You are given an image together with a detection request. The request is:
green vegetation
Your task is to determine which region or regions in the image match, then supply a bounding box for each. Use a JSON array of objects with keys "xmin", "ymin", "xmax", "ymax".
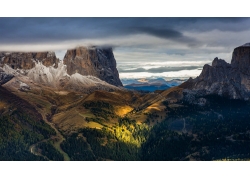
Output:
[
  {"xmin": 0, "ymin": 110, "xmax": 55, "ymax": 160},
  {"xmin": 3, "ymin": 85, "xmax": 250, "ymax": 161},
  {"xmin": 36, "ymin": 141, "xmax": 64, "ymax": 161},
  {"xmin": 144, "ymin": 112, "xmax": 160, "ymax": 125},
  {"xmin": 140, "ymin": 95, "xmax": 250, "ymax": 160},
  {"xmin": 61, "ymin": 128, "xmax": 140, "ymax": 160},
  {"xmin": 61, "ymin": 95, "xmax": 250, "ymax": 161},
  {"xmin": 61, "ymin": 133, "xmax": 96, "ymax": 161},
  {"xmin": 83, "ymin": 101, "xmax": 116, "ymax": 119},
  {"xmin": 61, "ymin": 117, "xmax": 150, "ymax": 160},
  {"xmin": 116, "ymin": 117, "xmax": 149, "ymax": 145}
]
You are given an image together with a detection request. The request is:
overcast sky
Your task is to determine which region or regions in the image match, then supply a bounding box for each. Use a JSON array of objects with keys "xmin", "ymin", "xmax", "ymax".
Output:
[{"xmin": 1, "ymin": 17, "xmax": 250, "ymax": 80}]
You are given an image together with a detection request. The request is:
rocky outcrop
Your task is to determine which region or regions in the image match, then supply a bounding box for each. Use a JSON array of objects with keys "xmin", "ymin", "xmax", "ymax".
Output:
[
  {"xmin": 231, "ymin": 44, "xmax": 250, "ymax": 75},
  {"xmin": 0, "ymin": 51, "xmax": 59, "ymax": 70},
  {"xmin": 180, "ymin": 43, "xmax": 250, "ymax": 100},
  {"xmin": 18, "ymin": 81, "xmax": 31, "ymax": 92},
  {"xmin": 63, "ymin": 46, "xmax": 123, "ymax": 87},
  {"xmin": 0, "ymin": 68, "xmax": 14, "ymax": 85}
]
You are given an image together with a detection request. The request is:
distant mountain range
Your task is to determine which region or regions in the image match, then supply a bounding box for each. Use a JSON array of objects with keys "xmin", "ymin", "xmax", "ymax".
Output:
[{"xmin": 123, "ymin": 78, "xmax": 186, "ymax": 92}]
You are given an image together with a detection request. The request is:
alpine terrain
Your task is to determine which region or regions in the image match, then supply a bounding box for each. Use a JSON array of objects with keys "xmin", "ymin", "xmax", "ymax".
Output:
[{"xmin": 1, "ymin": 44, "xmax": 250, "ymax": 161}]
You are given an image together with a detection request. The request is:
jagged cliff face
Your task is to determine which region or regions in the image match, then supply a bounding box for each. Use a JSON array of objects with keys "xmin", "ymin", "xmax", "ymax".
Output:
[
  {"xmin": 0, "ymin": 47, "xmax": 123, "ymax": 93},
  {"xmin": 63, "ymin": 47, "xmax": 123, "ymax": 87},
  {"xmin": 231, "ymin": 45, "xmax": 250, "ymax": 75},
  {"xmin": 0, "ymin": 47, "xmax": 123, "ymax": 89},
  {"xmin": 180, "ymin": 44, "xmax": 250, "ymax": 100},
  {"xmin": 0, "ymin": 52, "xmax": 59, "ymax": 69}
]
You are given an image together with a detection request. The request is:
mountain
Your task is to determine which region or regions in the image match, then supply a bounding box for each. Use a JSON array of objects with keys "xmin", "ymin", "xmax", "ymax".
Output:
[
  {"xmin": 63, "ymin": 46, "xmax": 123, "ymax": 87},
  {"xmin": 122, "ymin": 78, "xmax": 185, "ymax": 86},
  {"xmin": 0, "ymin": 51, "xmax": 59, "ymax": 69},
  {"xmin": 125, "ymin": 83, "xmax": 170, "ymax": 92},
  {"xmin": 2, "ymin": 44, "xmax": 250, "ymax": 161},
  {"xmin": 180, "ymin": 43, "xmax": 250, "ymax": 100},
  {"xmin": 0, "ymin": 46, "xmax": 126, "ymax": 160},
  {"xmin": 123, "ymin": 78, "xmax": 185, "ymax": 92},
  {"xmin": 0, "ymin": 47, "xmax": 122, "ymax": 94}
]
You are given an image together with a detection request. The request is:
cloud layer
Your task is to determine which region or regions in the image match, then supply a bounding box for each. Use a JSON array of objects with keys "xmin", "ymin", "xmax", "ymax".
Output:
[
  {"xmin": 1, "ymin": 18, "xmax": 250, "ymax": 79},
  {"xmin": 118, "ymin": 65, "xmax": 203, "ymax": 73},
  {"xmin": 1, "ymin": 17, "xmax": 249, "ymax": 50}
]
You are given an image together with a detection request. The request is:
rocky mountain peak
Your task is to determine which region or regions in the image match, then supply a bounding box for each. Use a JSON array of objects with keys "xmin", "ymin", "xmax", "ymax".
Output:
[
  {"xmin": 211, "ymin": 57, "xmax": 230, "ymax": 68},
  {"xmin": 63, "ymin": 46, "xmax": 123, "ymax": 87},
  {"xmin": 179, "ymin": 44, "xmax": 250, "ymax": 100},
  {"xmin": 0, "ymin": 51, "xmax": 59, "ymax": 70},
  {"xmin": 0, "ymin": 46, "xmax": 123, "ymax": 88}
]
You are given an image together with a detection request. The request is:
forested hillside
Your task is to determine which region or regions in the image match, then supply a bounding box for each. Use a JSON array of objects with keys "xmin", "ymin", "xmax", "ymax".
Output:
[{"xmin": 0, "ymin": 86, "xmax": 55, "ymax": 160}]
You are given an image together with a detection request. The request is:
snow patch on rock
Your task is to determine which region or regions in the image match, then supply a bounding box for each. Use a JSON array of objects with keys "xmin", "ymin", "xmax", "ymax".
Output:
[
  {"xmin": 26, "ymin": 60, "xmax": 68, "ymax": 87},
  {"xmin": 2, "ymin": 64, "xmax": 17, "ymax": 75},
  {"xmin": 0, "ymin": 67, "xmax": 14, "ymax": 85},
  {"xmin": 1, "ymin": 59, "xmax": 120, "ymax": 93},
  {"xmin": 19, "ymin": 81, "xmax": 30, "ymax": 91}
]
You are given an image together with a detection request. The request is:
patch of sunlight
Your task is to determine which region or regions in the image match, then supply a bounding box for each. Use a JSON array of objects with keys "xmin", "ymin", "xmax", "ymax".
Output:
[
  {"xmin": 114, "ymin": 105, "xmax": 133, "ymax": 117},
  {"xmin": 54, "ymin": 91, "xmax": 70, "ymax": 95},
  {"xmin": 145, "ymin": 102, "xmax": 164, "ymax": 113},
  {"xmin": 78, "ymin": 112, "xmax": 94, "ymax": 118},
  {"xmin": 87, "ymin": 121, "xmax": 103, "ymax": 129},
  {"xmin": 111, "ymin": 124, "xmax": 149, "ymax": 147},
  {"xmin": 0, "ymin": 101, "xmax": 7, "ymax": 110}
]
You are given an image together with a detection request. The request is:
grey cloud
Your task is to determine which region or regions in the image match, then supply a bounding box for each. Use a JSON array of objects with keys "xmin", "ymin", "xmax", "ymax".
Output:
[
  {"xmin": 130, "ymin": 27, "xmax": 199, "ymax": 47},
  {"xmin": 118, "ymin": 68, "xmax": 145, "ymax": 73},
  {"xmin": 134, "ymin": 27, "xmax": 182, "ymax": 39},
  {"xmin": 0, "ymin": 18, "xmax": 198, "ymax": 47},
  {"xmin": 0, "ymin": 17, "xmax": 249, "ymax": 45},
  {"xmin": 0, "ymin": 17, "xmax": 250, "ymax": 65},
  {"xmin": 148, "ymin": 66, "xmax": 203, "ymax": 73}
]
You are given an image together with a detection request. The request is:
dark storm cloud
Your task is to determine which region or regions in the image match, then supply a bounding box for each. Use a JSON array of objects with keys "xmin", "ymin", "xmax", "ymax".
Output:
[
  {"xmin": 130, "ymin": 26, "xmax": 198, "ymax": 46},
  {"xmin": 0, "ymin": 18, "xmax": 97, "ymax": 43},
  {"xmin": 134, "ymin": 27, "xmax": 182, "ymax": 39},
  {"xmin": 0, "ymin": 17, "xmax": 249, "ymax": 46},
  {"xmin": 0, "ymin": 18, "xmax": 192, "ymax": 44},
  {"xmin": 118, "ymin": 65, "xmax": 203, "ymax": 73}
]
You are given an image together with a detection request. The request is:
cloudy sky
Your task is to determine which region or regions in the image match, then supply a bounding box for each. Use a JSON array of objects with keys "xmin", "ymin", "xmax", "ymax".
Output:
[{"xmin": 1, "ymin": 17, "xmax": 250, "ymax": 80}]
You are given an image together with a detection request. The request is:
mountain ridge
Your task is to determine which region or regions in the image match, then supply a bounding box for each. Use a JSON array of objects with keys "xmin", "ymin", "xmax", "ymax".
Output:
[
  {"xmin": 0, "ymin": 46, "xmax": 123, "ymax": 93},
  {"xmin": 2, "ymin": 43, "xmax": 250, "ymax": 161},
  {"xmin": 179, "ymin": 44, "xmax": 250, "ymax": 100}
]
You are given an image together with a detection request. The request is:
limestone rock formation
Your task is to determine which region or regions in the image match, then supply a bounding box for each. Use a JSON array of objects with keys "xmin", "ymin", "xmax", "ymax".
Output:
[
  {"xmin": 0, "ymin": 47, "xmax": 123, "ymax": 91},
  {"xmin": 180, "ymin": 43, "xmax": 250, "ymax": 100},
  {"xmin": 63, "ymin": 46, "xmax": 123, "ymax": 87},
  {"xmin": 0, "ymin": 51, "xmax": 59, "ymax": 70}
]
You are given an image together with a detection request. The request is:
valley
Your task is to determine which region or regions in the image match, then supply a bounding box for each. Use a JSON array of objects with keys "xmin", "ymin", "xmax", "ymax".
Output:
[
  {"xmin": 3, "ymin": 79, "xmax": 250, "ymax": 161},
  {"xmin": 1, "ymin": 44, "xmax": 250, "ymax": 161}
]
